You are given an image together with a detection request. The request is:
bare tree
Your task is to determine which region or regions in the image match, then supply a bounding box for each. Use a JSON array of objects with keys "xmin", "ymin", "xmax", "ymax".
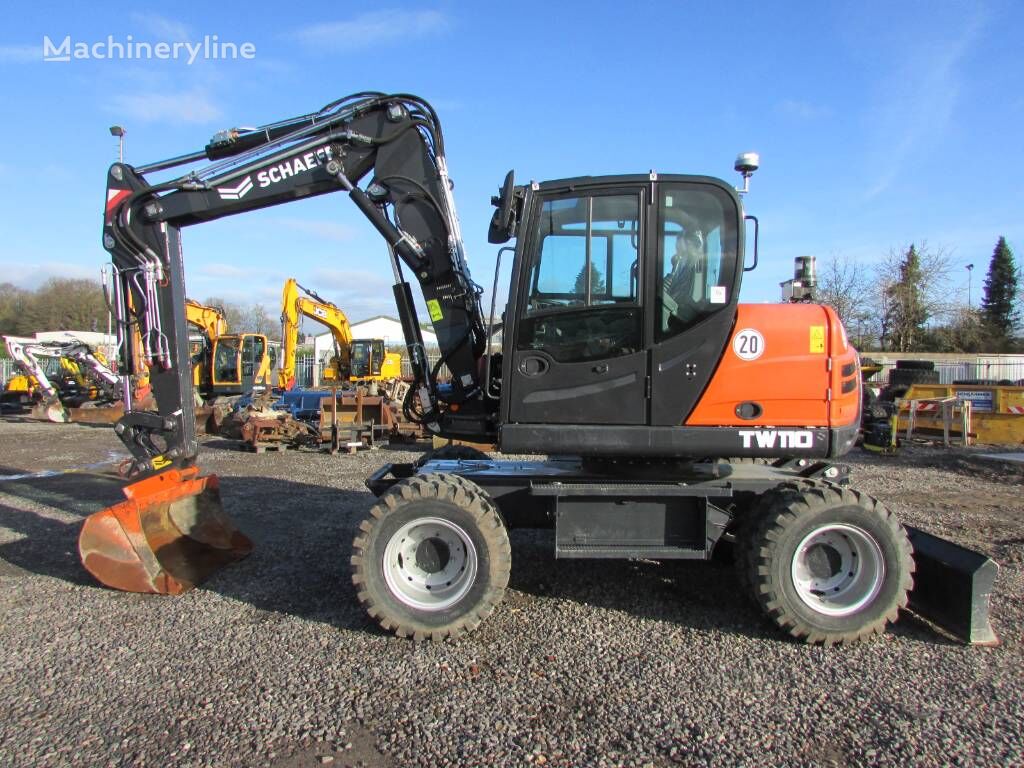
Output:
[
  {"xmin": 815, "ymin": 254, "xmax": 876, "ymax": 348},
  {"xmin": 201, "ymin": 296, "xmax": 246, "ymax": 333},
  {"xmin": 242, "ymin": 302, "xmax": 281, "ymax": 341}
]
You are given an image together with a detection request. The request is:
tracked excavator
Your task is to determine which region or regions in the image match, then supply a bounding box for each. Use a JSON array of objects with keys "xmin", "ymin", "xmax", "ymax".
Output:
[
  {"xmin": 278, "ymin": 277, "xmax": 401, "ymax": 389},
  {"xmin": 81, "ymin": 92, "xmax": 997, "ymax": 644},
  {"xmin": 184, "ymin": 298, "xmax": 271, "ymax": 400}
]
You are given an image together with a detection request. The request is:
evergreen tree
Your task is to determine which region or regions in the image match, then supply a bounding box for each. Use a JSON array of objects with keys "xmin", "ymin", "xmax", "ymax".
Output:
[
  {"xmin": 572, "ymin": 262, "xmax": 605, "ymax": 299},
  {"xmin": 883, "ymin": 244, "xmax": 927, "ymax": 351},
  {"xmin": 980, "ymin": 236, "xmax": 1020, "ymax": 349}
]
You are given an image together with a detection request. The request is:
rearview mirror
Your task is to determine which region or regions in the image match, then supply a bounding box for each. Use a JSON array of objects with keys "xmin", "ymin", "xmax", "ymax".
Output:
[{"xmin": 487, "ymin": 170, "xmax": 517, "ymax": 244}]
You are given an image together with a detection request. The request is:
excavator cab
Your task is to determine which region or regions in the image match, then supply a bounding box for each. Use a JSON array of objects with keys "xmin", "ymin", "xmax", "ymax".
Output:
[
  {"xmin": 350, "ymin": 338, "xmax": 402, "ymax": 382},
  {"xmin": 209, "ymin": 333, "xmax": 268, "ymax": 395}
]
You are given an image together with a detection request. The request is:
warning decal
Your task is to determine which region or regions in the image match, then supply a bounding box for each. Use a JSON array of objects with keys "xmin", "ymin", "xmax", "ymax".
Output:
[{"xmin": 810, "ymin": 326, "xmax": 826, "ymax": 354}]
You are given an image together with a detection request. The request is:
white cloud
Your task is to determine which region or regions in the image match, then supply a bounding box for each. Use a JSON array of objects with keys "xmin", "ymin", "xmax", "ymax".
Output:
[
  {"xmin": 862, "ymin": 13, "xmax": 985, "ymax": 200},
  {"xmin": 129, "ymin": 12, "xmax": 192, "ymax": 42},
  {"xmin": 308, "ymin": 268, "xmax": 394, "ymax": 295},
  {"xmin": 291, "ymin": 10, "xmax": 449, "ymax": 51},
  {"xmin": 0, "ymin": 261, "xmax": 104, "ymax": 289},
  {"xmin": 110, "ymin": 87, "xmax": 222, "ymax": 124},
  {"xmin": 0, "ymin": 44, "xmax": 38, "ymax": 62}
]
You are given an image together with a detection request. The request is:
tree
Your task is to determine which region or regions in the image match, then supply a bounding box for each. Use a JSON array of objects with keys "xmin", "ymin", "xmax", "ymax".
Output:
[
  {"xmin": 0, "ymin": 282, "xmax": 31, "ymax": 336},
  {"xmin": 816, "ymin": 254, "xmax": 875, "ymax": 348},
  {"xmin": 21, "ymin": 278, "xmax": 108, "ymax": 334},
  {"xmin": 921, "ymin": 307, "xmax": 987, "ymax": 353},
  {"xmin": 241, "ymin": 302, "xmax": 281, "ymax": 341},
  {"xmin": 200, "ymin": 297, "xmax": 246, "ymax": 333},
  {"xmin": 573, "ymin": 262, "xmax": 605, "ymax": 298},
  {"xmin": 876, "ymin": 243, "xmax": 952, "ymax": 352},
  {"xmin": 980, "ymin": 236, "xmax": 1020, "ymax": 350}
]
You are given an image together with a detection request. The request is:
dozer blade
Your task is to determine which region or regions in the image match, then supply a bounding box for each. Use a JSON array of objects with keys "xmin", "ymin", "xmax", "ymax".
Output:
[
  {"xmin": 906, "ymin": 526, "xmax": 999, "ymax": 645},
  {"xmin": 78, "ymin": 466, "xmax": 252, "ymax": 594},
  {"xmin": 31, "ymin": 398, "xmax": 69, "ymax": 423}
]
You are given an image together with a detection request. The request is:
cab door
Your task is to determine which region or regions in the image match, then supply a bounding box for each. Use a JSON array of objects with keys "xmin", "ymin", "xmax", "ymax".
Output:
[
  {"xmin": 508, "ymin": 187, "xmax": 647, "ymax": 425},
  {"xmin": 647, "ymin": 180, "xmax": 744, "ymax": 425},
  {"xmin": 239, "ymin": 334, "xmax": 265, "ymax": 392}
]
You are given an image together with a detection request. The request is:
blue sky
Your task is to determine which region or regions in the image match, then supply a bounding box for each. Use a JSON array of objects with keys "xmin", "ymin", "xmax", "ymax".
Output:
[{"xmin": 0, "ymin": 1, "xmax": 1020, "ymax": 322}]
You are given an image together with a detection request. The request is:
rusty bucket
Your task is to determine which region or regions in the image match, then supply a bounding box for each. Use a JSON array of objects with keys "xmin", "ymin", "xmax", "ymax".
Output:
[
  {"xmin": 78, "ymin": 466, "xmax": 252, "ymax": 594},
  {"xmin": 31, "ymin": 396, "xmax": 69, "ymax": 423}
]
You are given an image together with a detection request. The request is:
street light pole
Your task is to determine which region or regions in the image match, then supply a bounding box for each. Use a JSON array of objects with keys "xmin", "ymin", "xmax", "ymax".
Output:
[
  {"xmin": 109, "ymin": 125, "xmax": 125, "ymax": 163},
  {"xmin": 966, "ymin": 264, "xmax": 974, "ymax": 309}
]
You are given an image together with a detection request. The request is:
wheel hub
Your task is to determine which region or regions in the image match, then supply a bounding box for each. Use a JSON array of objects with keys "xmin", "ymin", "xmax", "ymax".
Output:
[
  {"xmin": 791, "ymin": 523, "xmax": 885, "ymax": 617},
  {"xmin": 383, "ymin": 516, "xmax": 478, "ymax": 612}
]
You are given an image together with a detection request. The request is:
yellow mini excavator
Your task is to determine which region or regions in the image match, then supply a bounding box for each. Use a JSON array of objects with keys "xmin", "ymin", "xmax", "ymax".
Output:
[{"xmin": 278, "ymin": 277, "xmax": 401, "ymax": 389}]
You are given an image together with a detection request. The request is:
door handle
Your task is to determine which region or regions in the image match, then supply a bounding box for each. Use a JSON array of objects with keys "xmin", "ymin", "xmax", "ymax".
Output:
[{"xmin": 592, "ymin": 363, "xmax": 609, "ymax": 374}]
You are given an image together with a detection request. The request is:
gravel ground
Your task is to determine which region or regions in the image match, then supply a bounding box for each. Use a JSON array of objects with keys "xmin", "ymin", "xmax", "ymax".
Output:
[{"xmin": 0, "ymin": 419, "xmax": 1021, "ymax": 767}]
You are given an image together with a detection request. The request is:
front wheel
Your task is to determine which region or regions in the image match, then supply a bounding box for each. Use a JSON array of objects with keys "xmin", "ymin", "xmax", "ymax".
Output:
[
  {"xmin": 741, "ymin": 484, "xmax": 914, "ymax": 645},
  {"xmin": 351, "ymin": 472, "xmax": 510, "ymax": 641}
]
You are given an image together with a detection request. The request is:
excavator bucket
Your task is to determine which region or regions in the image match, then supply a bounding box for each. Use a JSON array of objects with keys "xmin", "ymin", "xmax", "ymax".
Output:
[
  {"xmin": 31, "ymin": 396, "xmax": 69, "ymax": 423},
  {"xmin": 78, "ymin": 466, "xmax": 252, "ymax": 594}
]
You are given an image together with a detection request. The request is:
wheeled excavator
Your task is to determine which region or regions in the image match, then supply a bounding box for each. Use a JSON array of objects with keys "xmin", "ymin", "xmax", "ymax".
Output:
[
  {"xmin": 278, "ymin": 277, "xmax": 401, "ymax": 389},
  {"xmin": 184, "ymin": 298, "xmax": 271, "ymax": 400},
  {"xmin": 80, "ymin": 92, "xmax": 997, "ymax": 644}
]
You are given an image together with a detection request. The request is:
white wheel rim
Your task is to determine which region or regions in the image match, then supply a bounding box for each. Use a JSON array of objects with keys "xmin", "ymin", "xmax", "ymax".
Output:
[
  {"xmin": 382, "ymin": 517, "xmax": 478, "ymax": 611},
  {"xmin": 790, "ymin": 524, "xmax": 885, "ymax": 617}
]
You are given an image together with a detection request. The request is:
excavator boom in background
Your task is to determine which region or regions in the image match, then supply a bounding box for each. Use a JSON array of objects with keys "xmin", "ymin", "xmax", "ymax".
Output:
[
  {"xmin": 278, "ymin": 277, "xmax": 401, "ymax": 389},
  {"xmin": 83, "ymin": 92, "xmax": 997, "ymax": 646}
]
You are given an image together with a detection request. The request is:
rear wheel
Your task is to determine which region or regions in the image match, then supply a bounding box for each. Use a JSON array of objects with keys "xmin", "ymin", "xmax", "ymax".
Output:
[
  {"xmin": 352, "ymin": 472, "xmax": 510, "ymax": 640},
  {"xmin": 741, "ymin": 483, "xmax": 913, "ymax": 644}
]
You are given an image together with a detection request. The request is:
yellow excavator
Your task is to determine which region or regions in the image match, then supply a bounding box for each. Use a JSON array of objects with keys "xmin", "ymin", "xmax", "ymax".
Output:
[
  {"xmin": 278, "ymin": 278, "xmax": 401, "ymax": 390},
  {"xmin": 185, "ymin": 298, "xmax": 271, "ymax": 399}
]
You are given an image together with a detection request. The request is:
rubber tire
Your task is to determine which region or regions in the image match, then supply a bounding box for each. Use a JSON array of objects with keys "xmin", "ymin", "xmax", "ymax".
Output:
[
  {"xmin": 351, "ymin": 472, "xmax": 511, "ymax": 641},
  {"xmin": 888, "ymin": 368, "xmax": 940, "ymax": 388},
  {"xmin": 417, "ymin": 444, "xmax": 490, "ymax": 467},
  {"xmin": 743, "ymin": 483, "xmax": 913, "ymax": 645},
  {"xmin": 895, "ymin": 359, "xmax": 934, "ymax": 371}
]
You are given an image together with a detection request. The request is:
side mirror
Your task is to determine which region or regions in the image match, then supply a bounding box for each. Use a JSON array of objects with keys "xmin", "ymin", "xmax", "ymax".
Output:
[{"xmin": 487, "ymin": 170, "xmax": 517, "ymax": 244}]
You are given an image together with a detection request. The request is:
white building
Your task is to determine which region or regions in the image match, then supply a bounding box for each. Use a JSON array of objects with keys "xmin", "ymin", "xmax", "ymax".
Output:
[{"xmin": 311, "ymin": 316, "xmax": 437, "ymax": 361}]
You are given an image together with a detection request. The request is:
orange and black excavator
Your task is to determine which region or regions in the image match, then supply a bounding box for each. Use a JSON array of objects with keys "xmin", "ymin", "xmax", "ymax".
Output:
[{"xmin": 81, "ymin": 92, "xmax": 996, "ymax": 644}]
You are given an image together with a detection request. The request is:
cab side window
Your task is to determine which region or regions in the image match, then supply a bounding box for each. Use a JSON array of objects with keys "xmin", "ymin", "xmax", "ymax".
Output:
[
  {"xmin": 518, "ymin": 193, "xmax": 642, "ymax": 363},
  {"xmin": 656, "ymin": 187, "xmax": 738, "ymax": 342}
]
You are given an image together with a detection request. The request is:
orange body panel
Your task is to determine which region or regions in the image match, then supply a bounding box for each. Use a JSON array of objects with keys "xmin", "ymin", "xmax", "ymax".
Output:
[{"xmin": 686, "ymin": 304, "xmax": 860, "ymax": 429}]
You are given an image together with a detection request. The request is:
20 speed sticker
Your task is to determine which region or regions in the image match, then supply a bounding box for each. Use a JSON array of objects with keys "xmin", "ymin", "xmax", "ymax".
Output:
[{"xmin": 732, "ymin": 328, "xmax": 765, "ymax": 361}]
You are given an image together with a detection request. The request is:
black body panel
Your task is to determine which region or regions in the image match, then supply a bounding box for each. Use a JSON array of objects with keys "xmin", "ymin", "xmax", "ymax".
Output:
[{"xmin": 499, "ymin": 423, "xmax": 855, "ymax": 459}]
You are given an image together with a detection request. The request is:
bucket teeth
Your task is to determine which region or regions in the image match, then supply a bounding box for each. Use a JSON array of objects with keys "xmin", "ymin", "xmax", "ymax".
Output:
[{"xmin": 78, "ymin": 467, "xmax": 252, "ymax": 594}]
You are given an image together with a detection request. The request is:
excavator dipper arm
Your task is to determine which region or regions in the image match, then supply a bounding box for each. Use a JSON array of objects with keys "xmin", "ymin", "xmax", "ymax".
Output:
[
  {"xmin": 106, "ymin": 93, "xmax": 491, "ymax": 460},
  {"xmin": 86, "ymin": 93, "xmax": 490, "ymax": 594}
]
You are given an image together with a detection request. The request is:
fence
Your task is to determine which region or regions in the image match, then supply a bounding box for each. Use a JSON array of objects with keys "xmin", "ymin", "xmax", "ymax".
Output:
[
  {"xmin": 865, "ymin": 355, "xmax": 1024, "ymax": 387},
  {"xmin": 0, "ymin": 359, "xmax": 15, "ymax": 387}
]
